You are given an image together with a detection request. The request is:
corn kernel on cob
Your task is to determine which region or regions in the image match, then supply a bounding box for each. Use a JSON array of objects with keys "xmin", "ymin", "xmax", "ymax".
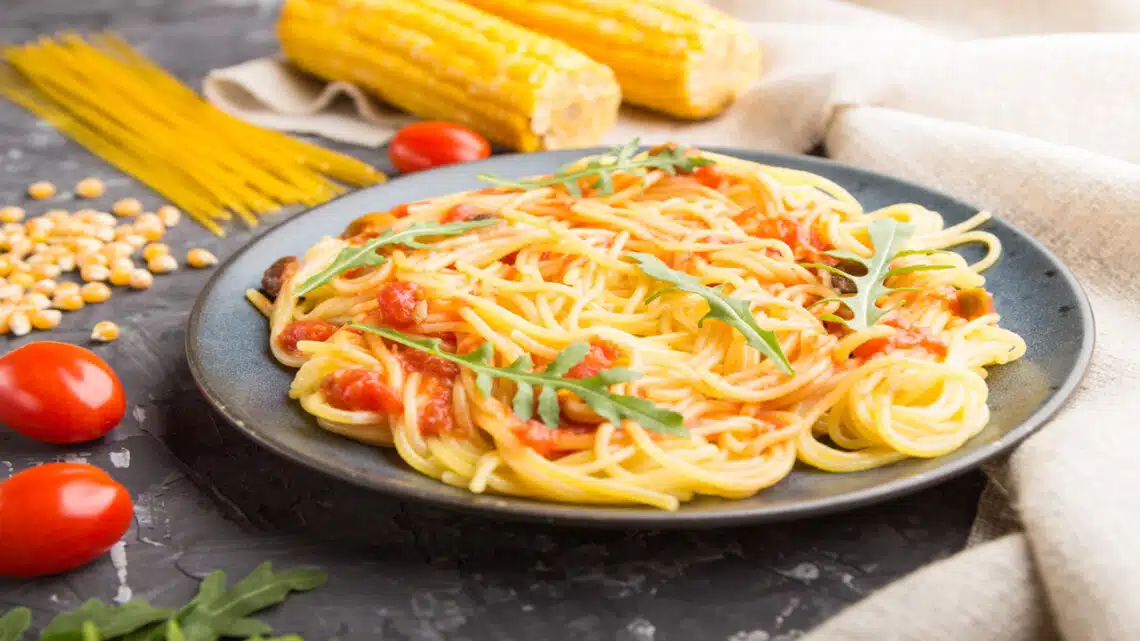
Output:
[
  {"xmin": 277, "ymin": 0, "xmax": 622, "ymax": 151},
  {"xmin": 464, "ymin": 0, "xmax": 761, "ymax": 119}
]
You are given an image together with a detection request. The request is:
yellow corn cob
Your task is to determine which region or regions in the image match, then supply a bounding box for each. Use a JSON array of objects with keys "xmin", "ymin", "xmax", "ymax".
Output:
[
  {"xmin": 276, "ymin": 0, "xmax": 622, "ymax": 152},
  {"xmin": 463, "ymin": 0, "xmax": 761, "ymax": 120}
]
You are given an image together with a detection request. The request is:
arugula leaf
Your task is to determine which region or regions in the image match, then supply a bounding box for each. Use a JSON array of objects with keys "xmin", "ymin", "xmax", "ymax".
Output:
[
  {"xmin": 349, "ymin": 324, "xmax": 688, "ymax": 437},
  {"xmin": 626, "ymin": 253, "xmax": 794, "ymax": 376},
  {"xmin": 176, "ymin": 563, "xmax": 326, "ymax": 641},
  {"xmin": 40, "ymin": 599, "xmax": 173, "ymax": 641},
  {"xmin": 0, "ymin": 608, "xmax": 31, "ymax": 641},
  {"xmin": 802, "ymin": 219, "xmax": 952, "ymax": 330},
  {"xmin": 293, "ymin": 218, "xmax": 500, "ymax": 297},
  {"xmin": 478, "ymin": 138, "xmax": 713, "ymax": 197}
]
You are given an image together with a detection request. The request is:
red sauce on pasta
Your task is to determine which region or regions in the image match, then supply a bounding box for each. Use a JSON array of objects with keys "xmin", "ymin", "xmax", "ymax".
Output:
[
  {"xmin": 277, "ymin": 320, "xmax": 338, "ymax": 355},
  {"xmin": 322, "ymin": 368, "xmax": 403, "ymax": 413}
]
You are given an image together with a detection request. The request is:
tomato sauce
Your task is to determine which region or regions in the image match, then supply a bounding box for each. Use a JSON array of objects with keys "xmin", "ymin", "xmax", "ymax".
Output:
[
  {"xmin": 693, "ymin": 165, "xmax": 727, "ymax": 189},
  {"xmin": 750, "ymin": 213, "xmax": 831, "ymax": 261},
  {"xmin": 417, "ymin": 377, "xmax": 455, "ymax": 437},
  {"xmin": 852, "ymin": 327, "xmax": 948, "ymax": 360},
  {"xmin": 511, "ymin": 420, "xmax": 597, "ymax": 458},
  {"xmin": 372, "ymin": 281, "xmax": 423, "ymax": 329},
  {"xmin": 398, "ymin": 346, "xmax": 460, "ymax": 378},
  {"xmin": 322, "ymin": 368, "xmax": 403, "ymax": 413},
  {"xmin": 565, "ymin": 340, "xmax": 621, "ymax": 379},
  {"xmin": 277, "ymin": 320, "xmax": 338, "ymax": 355},
  {"xmin": 441, "ymin": 202, "xmax": 484, "ymax": 223}
]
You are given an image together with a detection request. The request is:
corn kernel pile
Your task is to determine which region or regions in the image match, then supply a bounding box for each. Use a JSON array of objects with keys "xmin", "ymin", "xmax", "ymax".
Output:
[{"xmin": 0, "ymin": 178, "xmax": 218, "ymax": 341}]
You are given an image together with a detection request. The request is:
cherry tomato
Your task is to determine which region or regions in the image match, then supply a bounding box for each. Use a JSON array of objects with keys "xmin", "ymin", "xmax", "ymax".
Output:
[
  {"xmin": 388, "ymin": 122, "xmax": 491, "ymax": 174},
  {"xmin": 0, "ymin": 462, "xmax": 133, "ymax": 577},
  {"xmin": 0, "ymin": 342, "xmax": 126, "ymax": 444}
]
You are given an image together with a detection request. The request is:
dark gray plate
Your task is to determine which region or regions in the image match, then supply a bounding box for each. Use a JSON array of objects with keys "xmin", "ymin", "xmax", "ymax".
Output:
[{"xmin": 186, "ymin": 148, "xmax": 1094, "ymax": 528}]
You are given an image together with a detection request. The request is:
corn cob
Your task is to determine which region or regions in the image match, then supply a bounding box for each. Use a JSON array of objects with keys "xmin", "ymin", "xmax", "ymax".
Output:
[
  {"xmin": 463, "ymin": 0, "xmax": 761, "ymax": 120},
  {"xmin": 276, "ymin": 0, "xmax": 622, "ymax": 152}
]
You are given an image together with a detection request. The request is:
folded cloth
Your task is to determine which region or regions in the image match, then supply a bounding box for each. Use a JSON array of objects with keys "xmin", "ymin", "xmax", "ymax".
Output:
[{"xmin": 204, "ymin": 1, "xmax": 1140, "ymax": 638}]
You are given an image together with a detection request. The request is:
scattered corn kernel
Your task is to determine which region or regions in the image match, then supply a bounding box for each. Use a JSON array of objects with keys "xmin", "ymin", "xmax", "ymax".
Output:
[
  {"xmin": 45, "ymin": 209, "xmax": 70, "ymax": 223},
  {"xmin": 56, "ymin": 254, "xmax": 76, "ymax": 272},
  {"xmin": 53, "ymin": 291, "xmax": 85, "ymax": 311},
  {"xmin": 157, "ymin": 205, "xmax": 181, "ymax": 227},
  {"xmin": 8, "ymin": 271, "xmax": 34, "ymax": 288},
  {"xmin": 31, "ymin": 279, "xmax": 57, "ymax": 296},
  {"xmin": 101, "ymin": 242, "xmax": 133, "ymax": 259},
  {"xmin": 128, "ymin": 268, "xmax": 153, "ymax": 290},
  {"xmin": 2, "ymin": 222, "xmax": 24, "ymax": 235},
  {"xmin": 27, "ymin": 181, "xmax": 56, "ymax": 200},
  {"xmin": 109, "ymin": 257, "xmax": 134, "ymax": 273},
  {"xmin": 113, "ymin": 225, "xmax": 135, "ymax": 240},
  {"xmin": 31, "ymin": 308, "xmax": 63, "ymax": 330},
  {"xmin": 112, "ymin": 198, "xmax": 142, "ymax": 217},
  {"xmin": 109, "ymin": 265, "xmax": 132, "ymax": 287},
  {"xmin": 93, "ymin": 212, "xmax": 117, "ymax": 227},
  {"xmin": 91, "ymin": 320, "xmax": 120, "ymax": 342},
  {"xmin": 54, "ymin": 281, "xmax": 80, "ymax": 297},
  {"xmin": 0, "ymin": 304, "xmax": 11, "ymax": 335},
  {"xmin": 8, "ymin": 238, "xmax": 33, "ymax": 258},
  {"xmin": 30, "ymin": 263, "xmax": 61, "ymax": 280},
  {"xmin": 142, "ymin": 243, "xmax": 169, "ymax": 262},
  {"xmin": 74, "ymin": 237, "xmax": 103, "ymax": 253},
  {"xmin": 81, "ymin": 264, "xmax": 111, "ymax": 282},
  {"xmin": 77, "ymin": 251, "xmax": 108, "ymax": 269},
  {"xmin": 22, "ymin": 292, "xmax": 51, "ymax": 310},
  {"xmin": 135, "ymin": 213, "xmax": 165, "ymax": 241},
  {"xmin": 75, "ymin": 177, "xmax": 106, "ymax": 199},
  {"xmin": 0, "ymin": 284, "xmax": 24, "ymax": 302},
  {"xmin": 73, "ymin": 208, "xmax": 98, "ymax": 224},
  {"xmin": 0, "ymin": 206, "xmax": 25, "ymax": 223},
  {"xmin": 93, "ymin": 226, "xmax": 116, "ymax": 243},
  {"xmin": 8, "ymin": 309, "xmax": 31, "ymax": 336},
  {"xmin": 186, "ymin": 248, "xmax": 219, "ymax": 269},
  {"xmin": 0, "ymin": 256, "xmax": 10, "ymax": 277},
  {"xmin": 80, "ymin": 282, "xmax": 112, "ymax": 304},
  {"xmin": 147, "ymin": 254, "xmax": 178, "ymax": 274},
  {"xmin": 124, "ymin": 234, "xmax": 147, "ymax": 249}
]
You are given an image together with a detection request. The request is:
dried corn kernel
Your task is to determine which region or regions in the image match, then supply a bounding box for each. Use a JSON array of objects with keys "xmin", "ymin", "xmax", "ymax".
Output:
[
  {"xmin": 45, "ymin": 209, "xmax": 70, "ymax": 223},
  {"xmin": 30, "ymin": 263, "xmax": 61, "ymax": 280},
  {"xmin": 0, "ymin": 283, "xmax": 24, "ymax": 302},
  {"xmin": 109, "ymin": 265, "xmax": 132, "ymax": 287},
  {"xmin": 76, "ymin": 177, "xmax": 106, "ymax": 199},
  {"xmin": 109, "ymin": 257, "xmax": 134, "ymax": 273},
  {"xmin": 142, "ymin": 243, "xmax": 169, "ymax": 262},
  {"xmin": 27, "ymin": 181, "xmax": 56, "ymax": 200},
  {"xmin": 74, "ymin": 237, "xmax": 103, "ymax": 254},
  {"xmin": 113, "ymin": 225, "xmax": 135, "ymax": 240},
  {"xmin": 157, "ymin": 205, "xmax": 181, "ymax": 227},
  {"xmin": 0, "ymin": 256, "xmax": 11, "ymax": 278},
  {"xmin": 2, "ymin": 222, "xmax": 23, "ymax": 235},
  {"xmin": 76, "ymin": 251, "xmax": 108, "ymax": 269},
  {"xmin": 93, "ymin": 226, "xmax": 115, "ymax": 243},
  {"xmin": 128, "ymin": 268, "xmax": 153, "ymax": 290},
  {"xmin": 0, "ymin": 206, "xmax": 25, "ymax": 223},
  {"xmin": 147, "ymin": 254, "xmax": 178, "ymax": 274},
  {"xmin": 56, "ymin": 254, "xmax": 76, "ymax": 272},
  {"xmin": 54, "ymin": 281, "xmax": 80, "ymax": 297},
  {"xmin": 91, "ymin": 320, "xmax": 120, "ymax": 342},
  {"xmin": 8, "ymin": 309, "xmax": 31, "ymax": 336},
  {"xmin": 81, "ymin": 264, "xmax": 111, "ymax": 282},
  {"xmin": 134, "ymin": 213, "xmax": 165, "ymax": 241},
  {"xmin": 0, "ymin": 304, "xmax": 11, "ymax": 335},
  {"xmin": 93, "ymin": 212, "xmax": 117, "ymax": 228},
  {"xmin": 8, "ymin": 271, "xmax": 34, "ymax": 288},
  {"xmin": 112, "ymin": 198, "xmax": 142, "ymax": 217},
  {"xmin": 186, "ymin": 248, "xmax": 219, "ymax": 269},
  {"xmin": 8, "ymin": 238, "xmax": 33, "ymax": 258},
  {"xmin": 22, "ymin": 292, "xmax": 51, "ymax": 310},
  {"xmin": 80, "ymin": 282, "xmax": 112, "ymax": 304},
  {"xmin": 53, "ymin": 291, "xmax": 85, "ymax": 311},
  {"xmin": 31, "ymin": 308, "xmax": 62, "ymax": 330},
  {"xmin": 31, "ymin": 279, "xmax": 57, "ymax": 296},
  {"xmin": 73, "ymin": 208, "xmax": 98, "ymax": 224},
  {"xmin": 124, "ymin": 234, "xmax": 147, "ymax": 249},
  {"xmin": 101, "ymin": 242, "xmax": 133, "ymax": 260}
]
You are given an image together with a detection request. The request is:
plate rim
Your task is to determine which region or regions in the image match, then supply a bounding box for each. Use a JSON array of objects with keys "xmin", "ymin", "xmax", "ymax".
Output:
[{"xmin": 185, "ymin": 147, "xmax": 1096, "ymax": 528}]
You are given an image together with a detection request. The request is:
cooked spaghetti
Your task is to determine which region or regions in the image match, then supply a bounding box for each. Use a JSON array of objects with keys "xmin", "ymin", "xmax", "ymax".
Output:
[{"xmin": 248, "ymin": 145, "xmax": 1026, "ymax": 510}]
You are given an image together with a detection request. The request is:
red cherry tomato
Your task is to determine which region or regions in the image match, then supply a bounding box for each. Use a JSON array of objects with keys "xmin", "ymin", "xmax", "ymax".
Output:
[
  {"xmin": 0, "ymin": 462, "xmax": 133, "ymax": 577},
  {"xmin": 0, "ymin": 342, "xmax": 126, "ymax": 444},
  {"xmin": 388, "ymin": 122, "xmax": 491, "ymax": 174}
]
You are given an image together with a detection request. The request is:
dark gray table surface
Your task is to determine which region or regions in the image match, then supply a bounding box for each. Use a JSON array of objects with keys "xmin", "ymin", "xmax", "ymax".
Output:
[{"xmin": 0, "ymin": 1, "xmax": 984, "ymax": 639}]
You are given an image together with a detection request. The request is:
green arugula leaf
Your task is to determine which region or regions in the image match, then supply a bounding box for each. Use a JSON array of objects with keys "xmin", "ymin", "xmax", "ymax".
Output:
[
  {"xmin": 349, "ymin": 324, "xmax": 688, "ymax": 437},
  {"xmin": 39, "ymin": 599, "xmax": 173, "ymax": 641},
  {"xmin": 176, "ymin": 563, "xmax": 326, "ymax": 641},
  {"xmin": 0, "ymin": 608, "xmax": 31, "ymax": 641},
  {"xmin": 478, "ymin": 138, "xmax": 713, "ymax": 197},
  {"xmin": 626, "ymin": 253, "xmax": 794, "ymax": 376},
  {"xmin": 293, "ymin": 218, "xmax": 500, "ymax": 297},
  {"xmin": 802, "ymin": 219, "xmax": 952, "ymax": 330}
]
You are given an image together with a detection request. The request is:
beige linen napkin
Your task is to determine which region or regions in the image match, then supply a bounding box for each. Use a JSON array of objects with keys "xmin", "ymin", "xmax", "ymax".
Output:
[{"xmin": 205, "ymin": 1, "xmax": 1140, "ymax": 638}]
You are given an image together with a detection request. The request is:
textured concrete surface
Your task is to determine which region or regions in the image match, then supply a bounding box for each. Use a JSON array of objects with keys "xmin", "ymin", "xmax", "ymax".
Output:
[{"xmin": 0, "ymin": 1, "xmax": 985, "ymax": 638}]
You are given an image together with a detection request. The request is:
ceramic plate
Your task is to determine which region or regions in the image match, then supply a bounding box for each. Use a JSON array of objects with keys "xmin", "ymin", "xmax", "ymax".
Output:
[{"xmin": 186, "ymin": 148, "xmax": 1094, "ymax": 527}]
